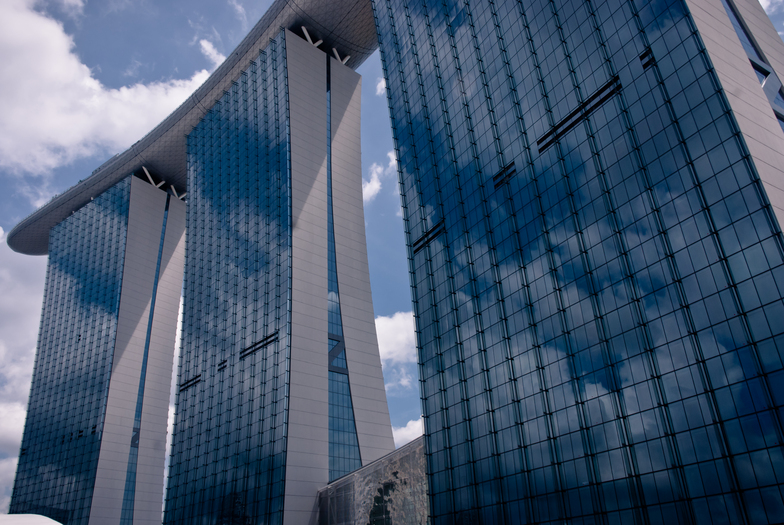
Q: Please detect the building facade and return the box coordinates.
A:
[9,175,186,525]
[7,1,395,523]
[162,29,394,525]
[9,0,784,523]
[372,0,784,523]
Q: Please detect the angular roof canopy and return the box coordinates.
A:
[8,0,377,255]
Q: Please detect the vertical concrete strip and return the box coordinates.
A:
[284,30,330,525]
[329,57,396,465]
[134,196,186,524]
[89,177,167,524]
[688,0,784,229]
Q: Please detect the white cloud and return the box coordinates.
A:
[376,311,418,393]
[363,166,383,203]
[363,150,397,204]
[122,58,143,78]
[0,227,5,245]
[759,0,784,13]
[0,0,212,177]
[392,416,423,447]
[0,457,18,513]
[375,311,416,365]
[45,0,85,17]
[228,0,248,31]
[385,366,415,391]
[375,77,386,97]
[199,39,226,70]
[59,0,84,13]
[0,403,26,460]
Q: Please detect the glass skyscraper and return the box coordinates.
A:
[9,174,186,525]
[9,0,784,523]
[372,0,784,523]
[162,24,394,525]
[8,2,396,523]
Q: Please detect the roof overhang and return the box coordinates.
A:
[8,0,377,255]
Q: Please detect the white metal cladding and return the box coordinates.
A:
[89,178,185,524]
[284,30,331,525]
[134,195,185,524]
[687,0,784,232]
[328,56,396,465]
[7,0,377,256]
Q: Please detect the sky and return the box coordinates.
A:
[1,0,784,515]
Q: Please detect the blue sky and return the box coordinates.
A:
[1,0,783,514]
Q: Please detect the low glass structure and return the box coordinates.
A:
[318,436,428,525]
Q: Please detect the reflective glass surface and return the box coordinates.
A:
[774,91,784,112]
[719,0,763,61]
[10,177,132,524]
[326,63,363,482]
[164,31,291,525]
[329,371,363,481]
[373,0,784,523]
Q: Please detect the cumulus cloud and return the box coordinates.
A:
[376,311,416,365]
[0,457,18,513]
[363,167,383,203]
[759,0,784,13]
[0,402,26,462]
[376,311,418,393]
[392,416,423,448]
[376,77,386,97]
[363,150,397,203]
[199,39,226,70]
[0,0,212,177]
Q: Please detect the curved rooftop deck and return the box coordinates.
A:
[8,0,377,255]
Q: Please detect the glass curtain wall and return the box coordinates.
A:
[326,58,364,483]
[164,30,291,525]
[10,178,132,524]
[372,0,784,523]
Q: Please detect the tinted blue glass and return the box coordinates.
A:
[755,68,768,85]
[774,91,784,112]
[331,350,347,369]
[778,117,784,134]
[9,177,131,524]
[326,60,362,482]
[720,0,763,61]
[164,31,290,525]
[327,87,344,339]
[373,0,784,523]
[329,371,362,480]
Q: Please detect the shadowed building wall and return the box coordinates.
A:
[372,0,784,523]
